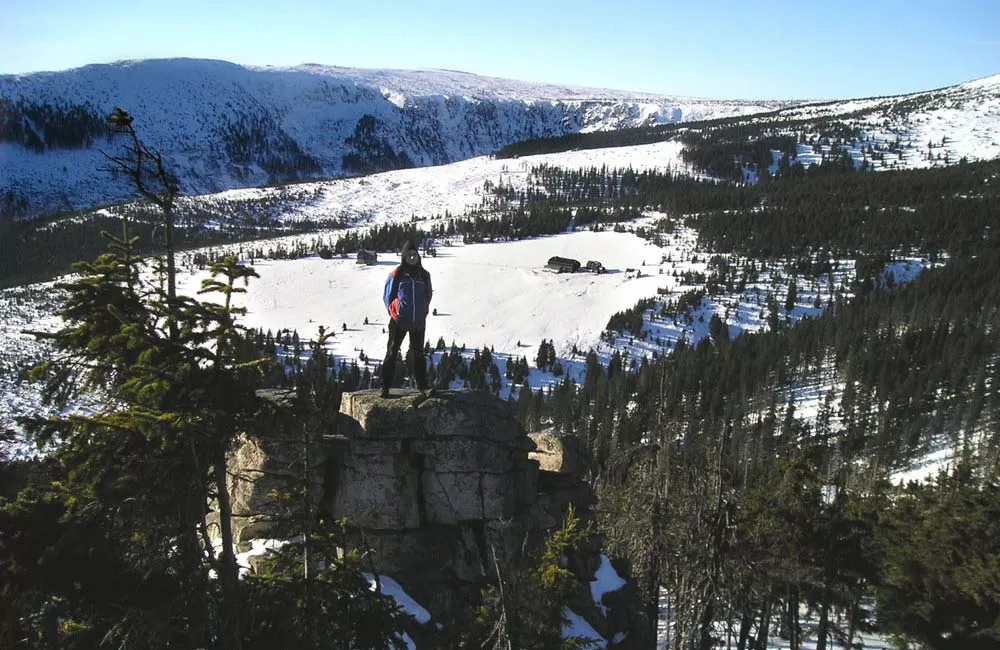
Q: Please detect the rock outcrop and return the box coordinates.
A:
[222,388,645,647]
[329,389,544,618]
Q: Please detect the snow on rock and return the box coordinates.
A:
[591,555,627,615]
[234,538,289,577]
[563,608,607,648]
[363,573,432,625]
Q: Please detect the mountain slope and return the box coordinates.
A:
[701,73,1000,179]
[0,58,794,218]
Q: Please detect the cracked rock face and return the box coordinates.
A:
[328,389,549,621]
[330,389,536,532]
[226,388,624,635]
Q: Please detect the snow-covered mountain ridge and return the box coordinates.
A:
[0,58,795,218]
[754,72,1000,172]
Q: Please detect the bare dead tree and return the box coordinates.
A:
[102,108,180,340]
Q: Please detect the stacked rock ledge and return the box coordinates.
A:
[221,388,646,647]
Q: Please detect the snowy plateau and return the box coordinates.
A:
[1,58,795,216]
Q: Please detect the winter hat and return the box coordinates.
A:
[401,240,420,264]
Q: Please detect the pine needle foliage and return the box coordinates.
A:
[459,504,599,650]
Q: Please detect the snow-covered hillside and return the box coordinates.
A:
[0,58,793,218]
[752,73,1000,173]
[185,139,692,227]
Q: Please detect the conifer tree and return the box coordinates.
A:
[18,217,262,647]
[17,111,262,649]
[459,505,599,649]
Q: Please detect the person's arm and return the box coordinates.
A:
[425,271,433,306]
[384,271,399,317]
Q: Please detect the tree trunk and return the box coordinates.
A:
[180,522,212,649]
[645,569,661,647]
[698,596,716,650]
[846,592,858,650]
[755,599,771,650]
[736,611,752,650]
[787,586,800,650]
[816,594,829,650]
[669,591,684,650]
[214,446,242,650]
[646,496,663,645]
[165,205,178,340]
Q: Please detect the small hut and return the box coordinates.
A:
[546,256,581,273]
[356,250,378,265]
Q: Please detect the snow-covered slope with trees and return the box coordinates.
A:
[0,58,794,218]
[762,73,1000,171]
[708,74,1000,181]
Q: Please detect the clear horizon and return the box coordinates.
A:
[2,0,998,100]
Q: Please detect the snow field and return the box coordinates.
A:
[205,139,693,228]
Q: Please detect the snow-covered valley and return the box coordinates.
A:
[1,136,958,488]
[3,56,1000,650]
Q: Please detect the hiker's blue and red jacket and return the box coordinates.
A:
[384,266,432,329]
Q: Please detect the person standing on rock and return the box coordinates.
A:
[381,240,433,397]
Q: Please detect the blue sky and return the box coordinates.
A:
[2,0,997,99]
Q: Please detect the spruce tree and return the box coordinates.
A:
[17,111,259,648]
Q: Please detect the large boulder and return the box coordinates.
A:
[529,431,592,476]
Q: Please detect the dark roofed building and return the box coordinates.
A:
[547,256,581,273]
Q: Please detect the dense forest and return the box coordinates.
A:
[0,99,110,152]
[2,106,999,648]
[490,132,999,648]
[0,188,343,288]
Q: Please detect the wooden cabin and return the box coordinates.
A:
[356,250,378,265]
[547,256,581,273]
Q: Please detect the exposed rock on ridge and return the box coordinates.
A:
[222,388,646,647]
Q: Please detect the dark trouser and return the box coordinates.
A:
[381,318,428,390]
